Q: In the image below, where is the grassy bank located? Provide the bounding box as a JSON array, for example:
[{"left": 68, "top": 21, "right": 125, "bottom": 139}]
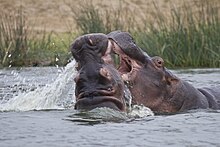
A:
[
  {"left": 0, "top": 7, "right": 74, "bottom": 67},
  {"left": 0, "top": 0, "right": 219, "bottom": 68}
]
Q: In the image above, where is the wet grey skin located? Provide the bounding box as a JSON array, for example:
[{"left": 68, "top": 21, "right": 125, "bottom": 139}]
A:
[
  {"left": 71, "top": 33, "right": 126, "bottom": 111},
  {"left": 107, "top": 30, "right": 220, "bottom": 113}
]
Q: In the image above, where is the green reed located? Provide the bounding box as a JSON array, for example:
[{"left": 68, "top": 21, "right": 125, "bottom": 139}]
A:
[
  {"left": 71, "top": 0, "right": 219, "bottom": 68},
  {"left": 0, "top": 6, "right": 71, "bottom": 67},
  {"left": 134, "top": 0, "right": 220, "bottom": 68},
  {"left": 70, "top": 0, "right": 136, "bottom": 34},
  {"left": 0, "top": 7, "right": 28, "bottom": 66},
  {"left": 25, "top": 31, "right": 72, "bottom": 67},
  {"left": 0, "top": 1, "right": 219, "bottom": 68}
]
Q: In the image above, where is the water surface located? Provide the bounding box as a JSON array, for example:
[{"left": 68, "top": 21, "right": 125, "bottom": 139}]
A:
[{"left": 0, "top": 63, "right": 220, "bottom": 147}]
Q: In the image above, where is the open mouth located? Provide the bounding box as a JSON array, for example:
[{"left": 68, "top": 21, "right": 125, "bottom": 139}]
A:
[
  {"left": 110, "top": 41, "right": 141, "bottom": 78},
  {"left": 117, "top": 56, "right": 132, "bottom": 74},
  {"left": 75, "top": 96, "right": 125, "bottom": 111},
  {"left": 110, "top": 41, "right": 131, "bottom": 73},
  {"left": 101, "top": 40, "right": 138, "bottom": 76}
]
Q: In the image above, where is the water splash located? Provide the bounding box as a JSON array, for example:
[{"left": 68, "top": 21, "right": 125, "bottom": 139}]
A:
[
  {"left": 0, "top": 60, "right": 77, "bottom": 112},
  {"left": 65, "top": 105, "right": 154, "bottom": 125},
  {"left": 124, "top": 85, "right": 154, "bottom": 118},
  {"left": 124, "top": 85, "right": 133, "bottom": 110},
  {"left": 81, "top": 106, "right": 154, "bottom": 120},
  {"left": 66, "top": 107, "right": 128, "bottom": 124},
  {"left": 128, "top": 105, "right": 154, "bottom": 118}
]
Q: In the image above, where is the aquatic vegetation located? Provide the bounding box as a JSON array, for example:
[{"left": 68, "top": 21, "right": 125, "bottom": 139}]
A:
[{"left": 0, "top": 0, "right": 219, "bottom": 68}]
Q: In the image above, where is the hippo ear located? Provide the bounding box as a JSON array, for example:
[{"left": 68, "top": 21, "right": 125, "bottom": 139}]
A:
[
  {"left": 99, "top": 67, "right": 112, "bottom": 81},
  {"left": 164, "top": 68, "right": 179, "bottom": 85},
  {"left": 151, "top": 56, "right": 164, "bottom": 68}
]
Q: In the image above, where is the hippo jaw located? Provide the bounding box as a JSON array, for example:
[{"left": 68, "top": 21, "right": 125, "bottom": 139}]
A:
[
  {"left": 109, "top": 40, "right": 143, "bottom": 81},
  {"left": 75, "top": 96, "right": 125, "bottom": 111},
  {"left": 75, "top": 81, "right": 126, "bottom": 111},
  {"left": 74, "top": 67, "right": 126, "bottom": 112}
]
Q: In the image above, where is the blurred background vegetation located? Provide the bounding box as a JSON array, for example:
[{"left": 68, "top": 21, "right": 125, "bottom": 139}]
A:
[{"left": 0, "top": 0, "right": 219, "bottom": 68}]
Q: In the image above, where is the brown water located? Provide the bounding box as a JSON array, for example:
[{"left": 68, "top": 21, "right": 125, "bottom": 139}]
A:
[{"left": 0, "top": 62, "right": 220, "bottom": 147}]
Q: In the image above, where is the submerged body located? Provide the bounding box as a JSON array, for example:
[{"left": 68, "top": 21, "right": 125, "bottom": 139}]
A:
[{"left": 107, "top": 31, "right": 220, "bottom": 113}]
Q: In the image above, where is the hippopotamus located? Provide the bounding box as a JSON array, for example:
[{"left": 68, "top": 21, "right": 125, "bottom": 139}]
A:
[
  {"left": 70, "top": 33, "right": 126, "bottom": 111},
  {"left": 108, "top": 30, "right": 220, "bottom": 113}
]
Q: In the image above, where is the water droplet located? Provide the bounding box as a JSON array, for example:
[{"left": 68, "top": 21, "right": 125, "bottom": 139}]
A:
[
  {"left": 8, "top": 54, "right": 11, "bottom": 58},
  {"left": 55, "top": 57, "right": 59, "bottom": 62}
]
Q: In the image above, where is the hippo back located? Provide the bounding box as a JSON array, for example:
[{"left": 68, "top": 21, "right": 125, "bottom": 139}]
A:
[{"left": 198, "top": 86, "right": 220, "bottom": 109}]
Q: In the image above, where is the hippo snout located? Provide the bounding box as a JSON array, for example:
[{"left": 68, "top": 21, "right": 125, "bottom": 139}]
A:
[
  {"left": 71, "top": 33, "right": 127, "bottom": 111},
  {"left": 74, "top": 63, "right": 126, "bottom": 111}
]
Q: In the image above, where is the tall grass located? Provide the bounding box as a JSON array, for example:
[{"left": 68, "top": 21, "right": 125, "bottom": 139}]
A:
[
  {"left": 0, "top": 6, "right": 71, "bottom": 67},
  {"left": 69, "top": 0, "right": 136, "bottom": 34},
  {"left": 71, "top": 0, "right": 220, "bottom": 68},
  {"left": 0, "top": 0, "right": 219, "bottom": 68},
  {"left": 0, "top": 7, "right": 29, "bottom": 66},
  {"left": 134, "top": 0, "right": 220, "bottom": 68}
]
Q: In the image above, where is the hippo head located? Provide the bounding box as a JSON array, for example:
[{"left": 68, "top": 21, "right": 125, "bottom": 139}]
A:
[
  {"left": 71, "top": 33, "right": 126, "bottom": 111},
  {"left": 108, "top": 31, "right": 181, "bottom": 113}
]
